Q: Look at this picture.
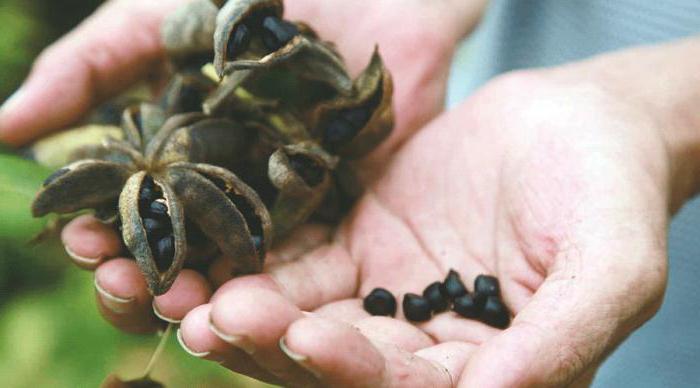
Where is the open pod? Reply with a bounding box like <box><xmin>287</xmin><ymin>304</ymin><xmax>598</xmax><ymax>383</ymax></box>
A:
<box><xmin>310</xmin><ymin>48</ymin><xmax>394</xmax><ymax>159</ymax></box>
<box><xmin>161</xmin><ymin>0</ymin><xmax>218</xmax><ymax>69</ymax></box>
<box><xmin>268</xmin><ymin>142</ymin><xmax>337</xmax><ymax>237</ymax></box>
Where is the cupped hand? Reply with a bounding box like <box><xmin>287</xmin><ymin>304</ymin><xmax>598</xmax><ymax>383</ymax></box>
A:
<box><xmin>176</xmin><ymin>55</ymin><xmax>700</xmax><ymax>385</ymax></box>
<box><xmin>13</xmin><ymin>0</ymin><xmax>482</xmax><ymax>336</ymax></box>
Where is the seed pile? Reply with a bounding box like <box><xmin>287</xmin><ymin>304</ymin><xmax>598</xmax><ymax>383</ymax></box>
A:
<box><xmin>30</xmin><ymin>0</ymin><xmax>394</xmax><ymax>296</ymax></box>
<box><xmin>363</xmin><ymin>269</ymin><xmax>511</xmax><ymax>329</ymax></box>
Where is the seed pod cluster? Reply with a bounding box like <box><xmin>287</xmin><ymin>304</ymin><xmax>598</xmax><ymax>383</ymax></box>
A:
<box><xmin>31</xmin><ymin>0</ymin><xmax>394</xmax><ymax>296</ymax></box>
<box><xmin>362</xmin><ymin>270</ymin><xmax>511</xmax><ymax>328</ymax></box>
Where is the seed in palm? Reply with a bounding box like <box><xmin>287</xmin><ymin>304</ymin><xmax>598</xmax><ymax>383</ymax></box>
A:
<box><xmin>422</xmin><ymin>281</ymin><xmax>449</xmax><ymax>313</ymax></box>
<box><xmin>480</xmin><ymin>296</ymin><xmax>511</xmax><ymax>329</ymax></box>
<box><xmin>452</xmin><ymin>294</ymin><xmax>482</xmax><ymax>319</ymax></box>
<box><xmin>403</xmin><ymin>293</ymin><xmax>432</xmax><ymax>322</ymax></box>
<box><xmin>474</xmin><ymin>274</ymin><xmax>500</xmax><ymax>298</ymax></box>
<box><xmin>363</xmin><ymin>288</ymin><xmax>397</xmax><ymax>317</ymax></box>
<box><xmin>442</xmin><ymin>269</ymin><xmax>468</xmax><ymax>300</ymax></box>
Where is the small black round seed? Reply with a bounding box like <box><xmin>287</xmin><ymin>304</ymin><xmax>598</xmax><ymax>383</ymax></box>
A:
<box><xmin>480</xmin><ymin>296</ymin><xmax>510</xmax><ymax>329</ymax></box>
<box><xmin>452</xmin><ymin>294</ymin><xmax>481</xmax><ymax>319</ymax></box>
<box><xmin>288</xmin><ymin>154</ymin><xmax>324</xmax><ymax>187</ymax></box>
<box><xmin>363</xmin><ymin>288</ymin><xmax>397</xmax><ymax>317</ymax></box>
<box><xmin>403</xmin><ymin>293</ymin><xmax>432</xmax><ymax>322</ymax></box>
<box><xmin>342</xmin><ymin>106</ymin><xmax>372</xmax><ymax>128</ymax></box>
<box><xmin>260</xmin><ymin>16</ymin><xmax>299</xmax><ymax>52</ymax></box>
<box><xmin>139</xmin><ymin>177</ymin><xmax>158</xmax><ymax>204</ymax></box>
<box><xmin>147</xmin><ymin>201</ymin><xmax>169</xmax><ymax>218</ymax></box>
<box><xmin>153</xmin><ymin>235</ymin><xmax>175</xmax><ymax>271</ymax></box>
<box><xmin>443</xmin><ymin>269</ymin><xmax>468</xmax><ymax>300</ymax></box>
<box><xmin>226</xmin><ymin>23</ymin><xmax>252</xmax><ymax>60</ymax></box>
<box><xmin>43</xmin><ymin>168</ymin><xmax>70</xmax><ymax>187</ymax></box>
<box><xmin>474</xmin><ymin>274</ymin><xmax>500</xmax><ymax>298</ymax></box>
<box><xmin>422</xmin><ymin>281</ymin><xmax>449</xmax><ymax>313</ymax></box>
<box><xmin>143</xmin><ymin>217</ymin><xmax>167</xmax><ymax>236</ymax></box>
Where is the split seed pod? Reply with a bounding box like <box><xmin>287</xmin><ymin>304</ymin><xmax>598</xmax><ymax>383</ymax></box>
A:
<box><xmin>310</xmin><ymin>48</ymin><xmax>394</xmax><ymax>159</ymax></box>
<box><xmin>213</xmin><ymin>0</ymin><xmax>352</xmax><ymax>94</ymax></box>
<box><xmin>161</xmin><ymin>0</ymin><xmax>218</xmax><ymax>69</ymax></box>
<box><xmin>33</xmin><ymin>106</ymin><xmax>271</xmax><ymax>295</ymax></box>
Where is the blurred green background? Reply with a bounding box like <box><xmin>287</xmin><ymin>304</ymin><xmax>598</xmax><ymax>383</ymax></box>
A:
<box><xmin>0</xmin><ymin>1</ymin><xmax>271</xmax><ymax>386</ymax></box>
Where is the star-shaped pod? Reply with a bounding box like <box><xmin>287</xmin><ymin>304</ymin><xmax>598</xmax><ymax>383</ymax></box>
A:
<box><xmin>213</xmin><ymin>0</ymin><xmax>352</xmax><ymax>94</ymax></box>
<box><xmin>32</xmin><ymin>104</ymin><xmax>272</xmax><ymax>295</ymax></box>
<box><xmin>309</xmin><ymin>48</ymin><xmax>394</xmax><ymax>159</ymax></box>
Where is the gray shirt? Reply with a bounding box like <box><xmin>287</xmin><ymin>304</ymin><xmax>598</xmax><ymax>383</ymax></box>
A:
<box><xmin>446</xmin><ymin>1</ymin><xmax>700</xmax><ymax>387</ymax></box>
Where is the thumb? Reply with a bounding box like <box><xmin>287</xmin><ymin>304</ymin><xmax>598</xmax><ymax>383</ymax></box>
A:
<box><xmin>460</xmin><ymin>221</ymin><xmax>667</xmax><ymax>387</ymax></box>
<box><xmin>0</xmin><ymin>0</ymin><xmax>187</xmax><ymax>146</ymax></box>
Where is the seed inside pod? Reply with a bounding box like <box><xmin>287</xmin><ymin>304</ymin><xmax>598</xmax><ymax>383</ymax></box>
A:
<box><xmin>452</xmin><ymin>294</ymin><xmax>482</xmax><ymax>319</ymax></box>
<box><xmin>43</xmin><ymin>168</ymin><xmax>70</xmax><ymax>187</ymax></box>
<box><xmin>152</xmin><ymin>235</ymin><xmax>175</xmax><ymax>271</ymax></box>
<box><xmin>226</xmin><ymin>23</ymin><xmax>252</xmax><ymax>61</ymax></box>
<box><xmin>139</xmin><ymin>176</ymin><xmax>158</xmax><ymax>206</ymax></box>
<box><xmin>288</xmin><ymin>154</ymin><xmax>324</xmax><ymax>187</ymax></box>
<box><xmin>480</xmin><ymin>296</ymin><xmax>510</xmax><ymax>329</ymax></box>
<box><xmin>148</xmin><ymin>201</ymin><xmax>169</xmax><ymax>219</ymax></box>
<box><xmin>363</xmin><ymin>288</ymin><xmax>397</xmax><ymax>317</ymax></box>
<box><xmin>139</xmin><ymin>177</ymin><xmax>175</xmax><ymax>271</ymax></box>
<box><xmin>423</xmin><ymin>281</ymin><xmax>449</xmax><ymax>313</ymax></box>
<box><xmin>323</xmin><ymin>86</ymin><xmax>383</xmax><ymax>151</ymax></box>
<box><xmin>403</xmin><ymin>293</ymin><xmax>432</xmax><ymax>322</ymax></box>
<box><xmin>260</xmin><ymin>15</ymin><xmax>299</xmax><ymax>52</ymax></box>
<box><xmin>474</xmin><ymin>274</ymin><xmax>500</xmax><ymax>298</ymax></box>
<box><xmin>443</xmin><ymin>269</ymin><xmax>468</xmax><ymax>300</ymax></box>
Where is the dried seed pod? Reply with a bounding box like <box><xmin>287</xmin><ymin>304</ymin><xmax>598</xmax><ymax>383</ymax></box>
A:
<box><xmin>122</xmin><ymin>103</ymin><xmax>167</xmax><ymax>148</ymax></box>
<box><xmin>213</xmin><ymin>0</ymin><xmax>352</xmax><ymax>93</ymax></box>
<box><xmin>160</xmin><ymin>71</ymin><xmax>218</xmax><ymax>116</ymax></box>
<box><xmin>161</xmin><ymin>0</ymin><xmax>218</xmax><ymax>69</ymax></box>
<box><xmin>310</xmin><ymin>48</ymin><xmax>394</xmax><ymax>158</ymax></box>
<box><xmin>267</xmin><ymin>142</ymin><xmax>338</xmax><ymax>237</ymax></box>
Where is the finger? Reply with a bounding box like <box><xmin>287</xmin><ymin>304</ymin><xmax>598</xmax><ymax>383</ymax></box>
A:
<box><xmin>313</xmin><ymin>299</ymin><xmax>370</xmax><ymax>323</ymax></box>
<box><xmin>353</xmin><ymin>316</ymin><xmax>435</xmax><ymax>352</ymax></box>
<box><xmin>178</xmin><ymin>304</ymin><xmax>283</xmax><ymax>385</ymax></box>
<box><xmin>209</xmin><ymin>287</ymin><xmax>319</xmax><ymax>386</ymax></box>
<box><xmin>282</xmin><ymin>316</ymin><xmax>452</xmax><ymax>387</ymax></box>
<box><xmin>0</xmin><ymin>0</ymin><xmax>187</xmax><ymax>145</ymax></box>
<box><xmin>61</xmin><ymin>215</ymin><xmax>122</xmax><ymax>270</ymax></box>
<box><xmin>460</xmin><ymin>238</ymin><xmax>667</xmax><ymax>387</ymax></box>
<box><xmin>419</xmin><ymin>312</ymin><xmax>501</xmax><ymax>345</ymax></box>
<box><xmin>94</xmin><ymin>258</ymin><xmax>159</xmax><ymax>334</ymax></box>
<box><xmin>212</xmin><ymin>241</ymin><xmax>359</xmax><ymax>312</ymax></box>
<box><xmin>415</xmin><ymin>341</ymin><xmax>478</xmax><ymax>383</ymax></box>
<box><xmin>152</xmin><ymin>270</ymin><xmax>212</xmax><ymax>323</ymax></box>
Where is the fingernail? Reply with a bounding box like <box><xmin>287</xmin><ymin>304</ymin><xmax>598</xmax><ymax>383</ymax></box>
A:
<box><xmin>208</xmin><ymin>319</ymin><xmax>256</xmax><ymax>355</ymax></box>
<box><xmin>94</xmin><ymin>278</ymin><xmax>135</xmax><ymax>314</ymax></box>
<box><xmin>280</xmin><ymin>337</ymin><xmax>321</xmax><ymax>378</ymax></box>
<box><xmin>65</xmin><ymin>245</ymin><xmax>102</xmax><ymax>267</ymax></box>
<box><xmin>152</xmin><ymin>300</ymin><xmax>182</xmax><ymax>324</ymax></box>
<box><xmin>176</xmin><ymin>328</ymin><xmax>211</xmax><ymax>358</ymax></box>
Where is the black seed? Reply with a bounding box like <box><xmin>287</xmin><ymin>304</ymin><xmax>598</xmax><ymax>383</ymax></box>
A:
<box><xmin>226</xmin><ymin>23</ymin><xmax>251</xmax><ymax>60</ymax></box>
<box><xmin>43</xmin><ymin>168</ymin><xmax>70</xmax><ymax>187</ymax></box>
<box><xmin>324</xmin><ymin>116</ymin><xmax>357</xmax><ymax>147</ymax></box>
<box><xmin>443</xmin><ymin>269</ymin><xmax>468</xmax><ymax>300</ymax></box>
<box><xmin>403</xmin><ymin>293</ymin><xmax>432</xmax><ymax>322</ymax></box>
<box><xmin>139</xmin><ymin>176</ymin><xmax>157</xmax><ymax>204</ymax></box>
<box><xmin>422</xmin><ymin>281</ymin><xmax>449</xmax><ymax>313</ymax></box>
<box><xmin>133</xmin><ymin>111</ymin><xmax>143</xmax><ymax>132</ymax></box>
<box><xmin>288</xmin><ymin>154</ymin><xmax>324</xmax><ymax>187</ymax></box>
<box><xmin>260</xmin><ymin>16</ymin><xmax>299</xmax><ymax>52</ymax></box>
<box><xmin>363</xmin><ymin>288</ymin><xmax>397</xmax><ymax>317</ymax></box>
<box><xmin>480</xmin><ymin>296</ymin><xmax>510</xmax><ymax>329</ymax></box>
<box><xmin>143</xmin><ymin>217</ymin><xmax>167</xmax><ymax>236</ymax></box>
<box><xmin>153</xmin><ymin>235</ymin><xmax>175</xmax><ymax>271</ymax></box>
<box><xmin>147</xmin><ymin>201</ymin><xmax>169</xmax><ymax>218</ymax></box>
<box><xmin>452</xmin><ymin>294</ymin><xmax>482</xmax><ymax>318</ymax></box>
<box><xmin>474</xmin><ymin>274</ymin><xmax>500</xmax><ymax>298</ymax></box>
<box><xmin>251</xmin><ymin>235</ymin><xmax>263</xmax><ymax>252</ymax></box>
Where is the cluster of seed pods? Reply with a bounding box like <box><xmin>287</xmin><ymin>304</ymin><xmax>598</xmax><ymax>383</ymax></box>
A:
<box><xmin>31</xmin><ymin>0</ymin><xmax>394</xmax><ymax>296</ymax></box>
<box><xmin>363</xmin><ymin>270</ymin><xmax>511</xmax><ymax>329</ymax></box>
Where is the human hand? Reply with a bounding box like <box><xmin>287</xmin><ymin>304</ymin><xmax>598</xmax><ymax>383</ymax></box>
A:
<box><xmin>15</xmin><ymin>0</ymin><xmax>485</xmax><ymax>332</ymax></box>
<box><xmin>173</xmin><ymin>40</ymin><xmax>700</xmax><ymax>386</ymax></box>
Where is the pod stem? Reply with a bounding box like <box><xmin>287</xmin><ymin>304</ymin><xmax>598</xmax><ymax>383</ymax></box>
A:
<box><xmin>142</xmin><ymin>323</ymin><xmax>174</xmax><ymax>379</ymax></box>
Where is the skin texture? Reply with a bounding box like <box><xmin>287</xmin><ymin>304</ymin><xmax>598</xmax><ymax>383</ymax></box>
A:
<box><xmin>4</xmin><ymin>0</ymin><xmax>700</xmax><ymax>387</ymax></box>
